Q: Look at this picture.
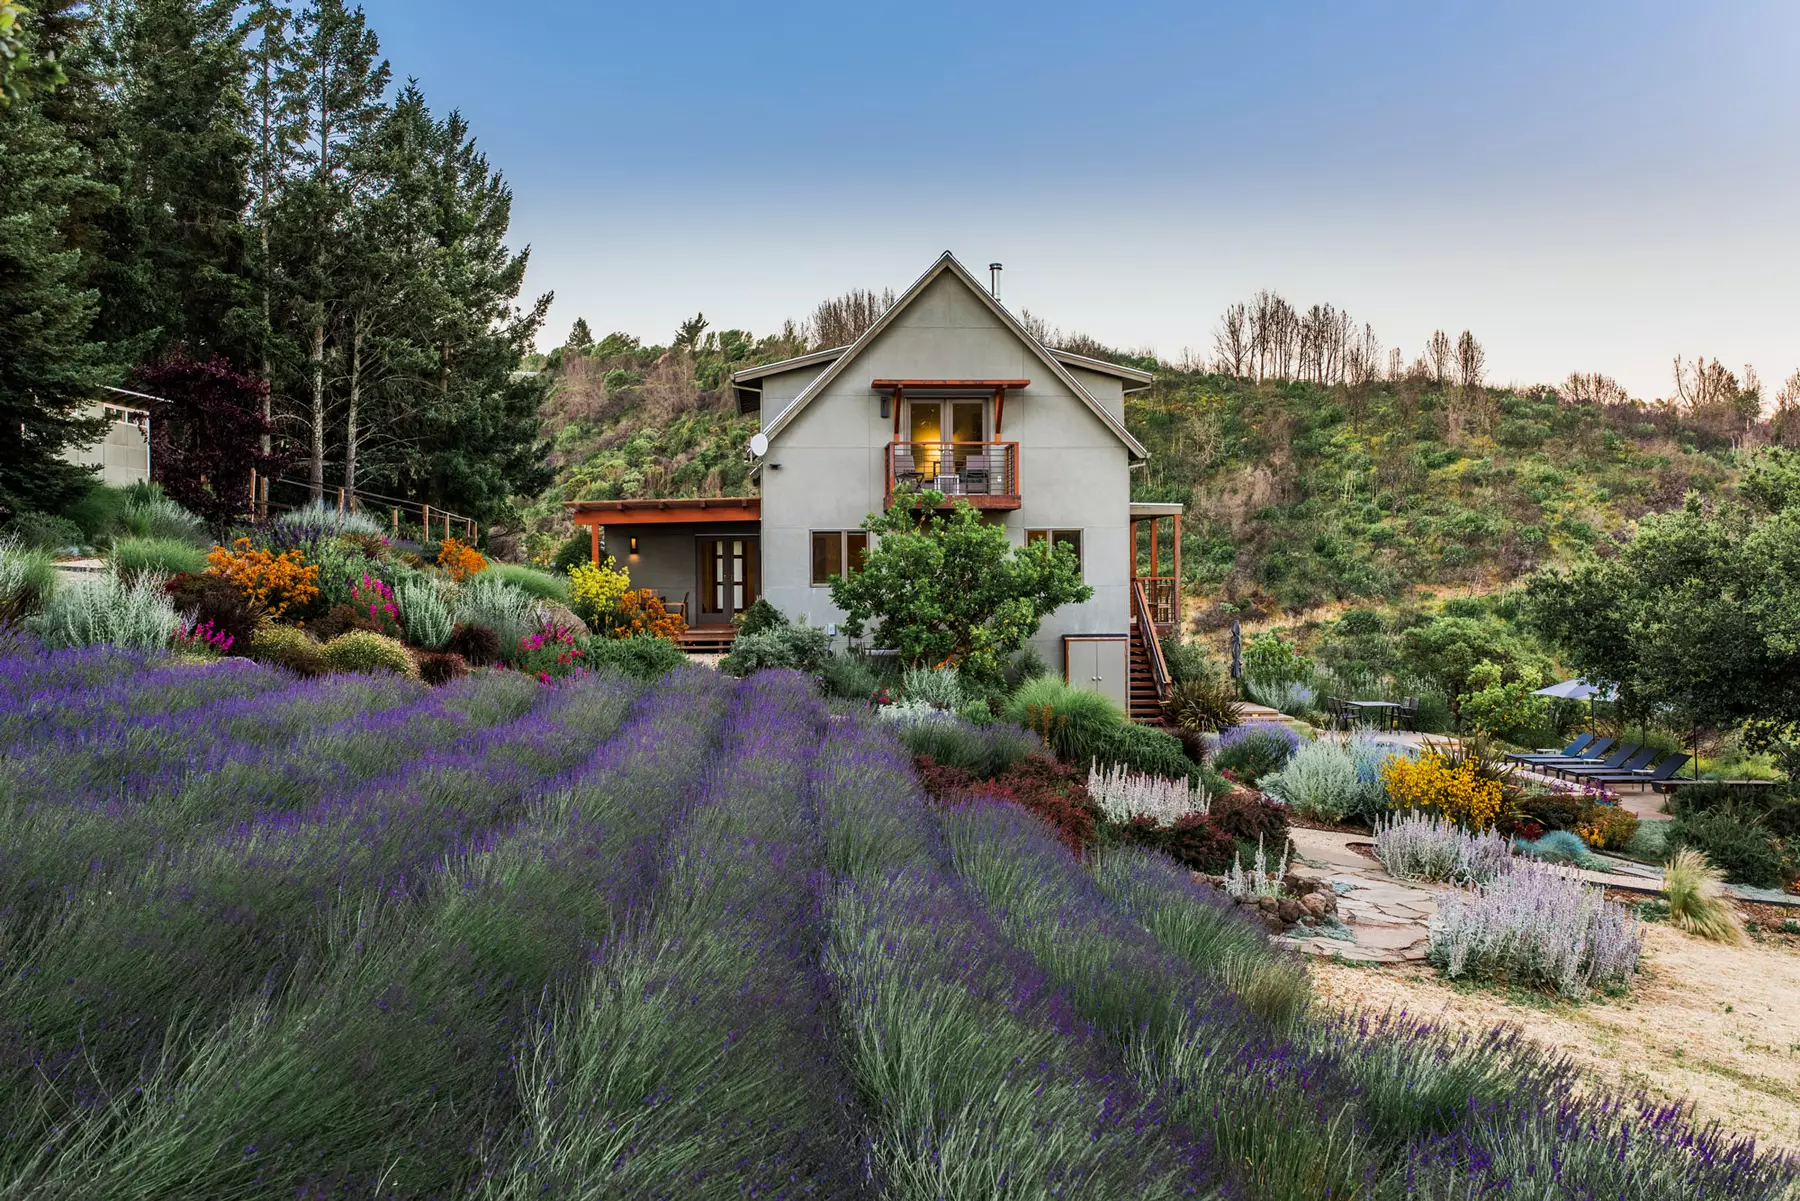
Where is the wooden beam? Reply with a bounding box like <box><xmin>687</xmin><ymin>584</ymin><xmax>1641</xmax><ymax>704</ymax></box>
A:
<box><xmin>1173</xmin><ymin>513</ymin><xmax>1182</xmax><ymax>630</ymax></box>
<box><xmin>993</xmin><ymin>386</ymin><xmax>1004</xmax><ymax>438</ymax></box>
<box><xmin>870</xmin><ymin>379</ymin><xmax>1030</xmax><ymax>390</ymax></box>
<box><xmin>892</xmin><ymin>385</ymin><xmax>903</xmax><ymax>439</ymax></box>
<box><xmin>589</xmin><ymin>522</ymin><xmax>599</xmax><ymax>565</ymax></box>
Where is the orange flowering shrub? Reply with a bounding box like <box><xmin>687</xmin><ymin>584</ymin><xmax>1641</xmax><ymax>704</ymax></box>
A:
<box><xmin>607</xmin><ymin>588</ymin><xmax>687</xmax><ymax>641</ymax></box>
<box><xmin>436</xmin><ymin>538</ymin><xmax>487</xmax><ymax>582</ymax></box>
<box><xmin>205</xmin><ymin>539</ymin><xmax>321</xmax><ymax>620</ymax></box>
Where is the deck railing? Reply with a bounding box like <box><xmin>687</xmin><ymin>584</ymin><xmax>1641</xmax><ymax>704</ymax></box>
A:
<box><xmin>1132</xmin><ymin>578</ymin><xmax>1171</xmax><ymax>702</ymax></box>
<box><xmin>885</xmin><ymin>441</ymin><xmax>1019</xmax><ymax>506</ymax></box>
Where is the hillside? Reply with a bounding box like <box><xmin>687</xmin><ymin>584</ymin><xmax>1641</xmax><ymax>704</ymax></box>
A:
<box><xmin>525</xmin><ymin>325</ymin><xmax>1748</xmax><ymax>614</ymax></box>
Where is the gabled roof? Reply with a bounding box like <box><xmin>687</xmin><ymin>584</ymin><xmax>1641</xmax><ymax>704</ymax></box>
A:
<box><xmin>755</xmin><ymin>252</ymin><xmax>1149</xmax><ymax>460</ymax></box>
<box><xmin>730</xmin><ymin>343</ymin><xmax>1153</xmax><ymax>388</ymax></box>
<box><xmin>1052</xmin><ymin>348</ymin><xmax>1155</xmax><ymax>388</ymax></box>
<box><xmin>728</xmin><ymin>345</ymin><xmax>847</xmax><ymax>384</ymax></box>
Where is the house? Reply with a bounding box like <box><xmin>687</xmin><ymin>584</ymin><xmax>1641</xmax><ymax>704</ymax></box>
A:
<box><xmin>565</xmin><ymin>252</ymin><xmax>1183</xmax><ymax>720</ymax></box>
<box><xmin>62</xmin><ymin>399</ymin><xmax>151</xmax><ymax>488</ymax></box>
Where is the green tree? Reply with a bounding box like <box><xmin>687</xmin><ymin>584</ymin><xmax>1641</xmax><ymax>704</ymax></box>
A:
<box><xmin>565</xmin><ymin>316</ymin><xmax>592</xmax><ymax>351</ymax></box>
<box><xmin>1524</xmin><ymin>481</ymin><xmax>1800</xmax><ymax>736</ymax></box>
<box><xmin>0</xmin><ymin>51</ymin><xmax>113</xmax><ymax>517</ymax></box>
<box><xmin>1</xmin><ymin>2</ymin><xmax>66</xmax><ymax>106</ymax></box>
<box><xmin>87</xmin><ymin>0</ymin><xmax>253</xmax><ymax>360</ymax></box>
<box><xmin>829</xmin><ymin>489</ymin><xmax>1092</xmax><ymax>683</ymax></box>
<box><xmin>1399</xmin><ymin>614</ymin><xmax>1548</xmax><ymax>728</ymax></box>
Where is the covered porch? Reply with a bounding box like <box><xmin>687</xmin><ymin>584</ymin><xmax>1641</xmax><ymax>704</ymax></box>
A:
<box><xmin>1127</xmin><ymin>501</ymin><xmax>1185</xmax><ymax>724</ymax></box>
<box><xmin>566</xmin><ymin>498</ymin><xmax>762</xmax><ymax>651</ymax></box>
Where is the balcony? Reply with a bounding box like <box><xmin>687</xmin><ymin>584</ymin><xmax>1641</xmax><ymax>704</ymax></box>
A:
<box><xmin>884</xmin><ymin>441</ymin><xmax>1020</xmax><ymax>510</ymax></box>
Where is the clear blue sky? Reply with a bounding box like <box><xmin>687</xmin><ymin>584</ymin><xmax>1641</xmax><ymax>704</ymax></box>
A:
<box><xmin>364</xmin><ymin>0</ymin><xmax>1798</xmax><ymax>399</ymax></box>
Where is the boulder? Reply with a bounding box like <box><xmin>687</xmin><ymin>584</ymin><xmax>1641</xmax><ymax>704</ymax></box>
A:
<box><xmin>1276</xmin><ymin>898</ymin><xmax>1305</xmax><ymax>924</ymax></box>
<box><xmin>1300</xmin><ymin>892</ymin><xmax>1331</xmax><ymax>919</ymax></box>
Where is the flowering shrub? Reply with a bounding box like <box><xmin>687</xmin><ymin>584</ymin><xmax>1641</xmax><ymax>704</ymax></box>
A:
<box><xmin>1211</xmin><ymin>721</ymin><xmax>1301</xmax><ymax>785</ymax></box>
<box><xmin>1374</xmin><ymin>812</ymin><xmax>1512</xmax><ymax>884</ymax></box>
<box><xmin>1381</xmin><ymin>750</ymin><xmax>1504</xmax><ymax>829</ymax></box>
<box><xmin>321</xmin><ymin>630</ymin><xmax>420</xmax><ymax>679</ymax></box>
<box><xmin>205</xmin><ymin>538</ymin><xmax>320</xmax><ymax>619</ymax></box>
<box><xmin>436</xmin><ymin>537</ymin><xmax>488</xmax><ymax>582</ymax></box>
<box><xmin>1575</xmin><ymin>803</ymin><xmax>1639</xmax><ymax>852</ymax></box>
<box><xmin>1123</xmin><ymin>812</ymin><xmax>1239</xmax><ymax>873</ymax></box>
<box><xmin>567</xmin><ymin>556</ymin><xmax>629</xmax><ymax>627</ymax></box>
<box><xmin>349</xmin><ymin>574</ymin><xmax>403</xmax><ymax>638</ymax></box>
<box><xmin>606</xmin><ymin>588</ymin><xmax>686</xmax><ymax>641</ymax></box>
<box><xmin>1222</xmin><ymin>835</ymin><xmax>1292</xmax><ymax>901</ymax></box>
<box><xmin>1429</xmin><ymin>859</ymin><xmax>1643</xmax><ymax>997</ymax></box>
<box><xmin>1088</xmin><ymin>759</ymin><xmax>1209</xmax><ymax>825</ymax></box>
<box><xmin>174</xmin><ymin>619</ymin><xmax>235</xmax><ymax>657</ymax></box>
<box><xmin>516</xmin><ymin>622</ymin><xmax>587</xmax><ymax>683</ymax></box>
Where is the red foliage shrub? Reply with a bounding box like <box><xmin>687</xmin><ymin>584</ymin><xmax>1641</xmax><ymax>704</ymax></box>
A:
<box><xmin>1121</xmin><ymin>813</ymin><xmax>1239</xmax><ymax>873</ymax></box>
<box><xmin>416</xmin><ymin>651</ymin><xmax>471</xmax><ymax>686</ymax></box>
<box><xmin>1209</xmin><ymin>788</ymin><xmax>1290</xmax><ymax>845</ymax></box>
<box><xmin>445</xmin><ymin>623</ymin><xmax>501</xmax><ymax>667</ymax></box>
<box><xmin>164</xmin><ymin>572</ymin><xmax>259</xmax><ymax>650</ymax></box>
<box><xmin>913</xmin><ymin>752</ymin><xmax>1100</xmax><ymax>853</ymax></box>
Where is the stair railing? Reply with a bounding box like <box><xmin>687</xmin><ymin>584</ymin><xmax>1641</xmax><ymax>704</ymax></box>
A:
<box><xmin>1132</xmin><ymin>578</ymin><xmax>1171</xmax><ymax>704</ymax></box>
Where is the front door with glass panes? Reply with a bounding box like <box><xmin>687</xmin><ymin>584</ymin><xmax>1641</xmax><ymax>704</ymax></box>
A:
<box><xmin>696</xmin><ymin>536</ymin><xmax>759</xmax><ymax>624</ymax></box>
<box><xmin>906</xmin><ymin>398</ymin><xmax>986</xmax><ymax>491</ymax></box>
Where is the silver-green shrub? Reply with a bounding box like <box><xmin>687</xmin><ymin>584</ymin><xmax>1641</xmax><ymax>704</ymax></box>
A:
<box><xmin>395</xmin><ymin>578</ymin><xmax>453</xmax><ymax>649</ymax></box>
<box><xmin>901</xmin><ymin>665</ymin><xmax>964</xmax><ymax>709</ymax></box>
<box><xmin>31</xmin><ymin>570</ymin><xmax>178</xmax><ymax>651</ymax></box>
<box><xmin>1373</xmin><ymin>812</ymin><xmax>1512</xmax><ymax>884</ymax></box>
<box><xmin>276</xmin><ymin>499</ymin><xmax>385</xmax><ymax>538</ymax></box>
<box><xmin>121</xmin><ymin>487</ymin><xmax>206</xmax><ymax>543</ymax></box>
<box><xmin>1428</xmin><ymin>860</ymin><xmax>1642</xmax><ymax>997</ymax></box>
<box><xmin>452</xmin><ymin>572</ymin><xmax>544</xmax><ymax>660</ymax></box>
<box><xmin>1262</xmin><ymin>733</ymin><xmax>1388</xmax><ymax>822</ymax></box>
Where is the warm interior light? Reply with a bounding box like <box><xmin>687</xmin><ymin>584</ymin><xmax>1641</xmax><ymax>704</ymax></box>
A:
<box><xmin>629</xmin><ymin>536</ymin><xmax>638</xmax><ymax>555</ymax></box>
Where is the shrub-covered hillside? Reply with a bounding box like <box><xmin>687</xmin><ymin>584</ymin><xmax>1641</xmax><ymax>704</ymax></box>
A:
<box><xmin>1129</xmin><ymin>370</ymin><xmax>1740</xmax><ymax>615</ymax></box>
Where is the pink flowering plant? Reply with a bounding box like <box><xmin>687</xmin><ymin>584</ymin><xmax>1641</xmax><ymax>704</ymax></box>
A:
<box><xmin>174</xmin><ymin>619</ymin><xmax>235</xmax><ymax>657</ymax></box>
<box><xmin>350</xmin><ymin>574</ymin><xmax>403</xmax><ymax>638</ymax></box>
<box><xmin>516</xmin><ymin>621</ymin><xmax>587</xmax><ymax>683</ymax></box>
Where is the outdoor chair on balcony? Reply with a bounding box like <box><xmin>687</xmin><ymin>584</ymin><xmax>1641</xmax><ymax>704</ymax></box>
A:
<box><xmin>891</xmin><ymin>450</ymin><xmax>922</xmax><ymax>489</ymax></box>
<box><xmin>961</xmin><ymin>453</ymin><xmax>992</xmax><ymax>495</ymax></box>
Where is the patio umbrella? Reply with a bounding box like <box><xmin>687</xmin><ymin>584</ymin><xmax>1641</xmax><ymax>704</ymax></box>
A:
<box><xmin>1531</xmin><ymin>677</ymin><xmax>1617</xmax><ymax>701</ymax></box>
<box><xmin>1532</xmin><ymin>677</ymin><xmax>1617</xmax><ymax>735</ymax></box>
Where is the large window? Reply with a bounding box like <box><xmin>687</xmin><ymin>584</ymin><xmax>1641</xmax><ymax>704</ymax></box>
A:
<box><xmin>1026</xmin><ymin>529</ymin><xmax>1083</xmax><ymax>576</ymax></box>
<box><xmin>811</xmin><ymin>530</ymin><xmax>869</xmax><ymax>586</ymax></box>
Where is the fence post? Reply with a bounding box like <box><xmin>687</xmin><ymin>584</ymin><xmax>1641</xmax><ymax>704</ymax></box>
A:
<box><xmin>249</xmin><ymin>468</ymin><xmax>258</xmax><ymax>512</ymax></box>
<box><xmin>444</xmin><ymin>512</ymin><xmax>450</xmax><ymax>542</ymax></box>
<box><xmin>422</xmin><ymin>504</ymin><xmax>430</xmax><ymax>540</ymax></box>
<box><xmin>336</xmin><ymin>486</ymin><xmax>345</xmax><ymax>513</ymax></box>
<box><xmin>471</xmin><ymin>520</ymin><xmax>478</xmax><ymax>545</ymax></box>
<box><xmin>392</xmin><ymin>508</ymin><xmax>399</xmax><ymax>539</ymax></box>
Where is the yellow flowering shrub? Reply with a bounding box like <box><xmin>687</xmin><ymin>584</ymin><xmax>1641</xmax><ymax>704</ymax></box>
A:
<box><xmin>206</xmin><ymin>539</ymin><xmax>320</xmax><ymax>619</ymax></box>
<box><xmin>568</xmin><ymin>556</ymin><xmax>630</xmax><ymax>627</ymax></box>
<box><xmin>1576</xmin><ymin>804</ymin><xmax>1639</xmax><ymax>851</ymax></box>
<box><xmin>436</xmin><ymin>537</ymin><xmax>487</xmax><ymax>582</ymax></box>
<box><xmin>1380</xmin><ymin>751</ymin><xmax>1504</xmax><ymax>830</ymax></box>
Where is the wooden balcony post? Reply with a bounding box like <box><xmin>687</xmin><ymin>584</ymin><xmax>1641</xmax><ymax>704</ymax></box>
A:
<box><xmin>1173</xmin><ymin>513</ymin><xmax>1182</xmax><ymax>630</ymax></box>
<box><xmin>589</xmin><ymin>521</ymin><xmax>600</xmax><ymax>565</ymax></box>
<box><xmin>1149</xmin><ymin>516</ymin><xmax>1159</xmax><ymax>582</ymax></box>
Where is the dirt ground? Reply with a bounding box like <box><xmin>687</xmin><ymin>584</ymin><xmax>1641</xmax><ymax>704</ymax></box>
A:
<box><xmin>1311</xmin><ymin>921</ymin><xmax>1800</xmax><ymax>1149</ymax></box>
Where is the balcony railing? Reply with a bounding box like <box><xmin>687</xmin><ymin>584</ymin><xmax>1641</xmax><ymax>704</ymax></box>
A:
<box><xmin>885</xmin><ymin>441</ymin><xmax>1020</xmax><ymax>509</ymax></box>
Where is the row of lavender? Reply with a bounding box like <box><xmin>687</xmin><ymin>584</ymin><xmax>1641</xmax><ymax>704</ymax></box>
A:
<box><xmin>0</xmin><ymin>646</ymin><xmax>1792</xmax><ymax>1198</ymax></box>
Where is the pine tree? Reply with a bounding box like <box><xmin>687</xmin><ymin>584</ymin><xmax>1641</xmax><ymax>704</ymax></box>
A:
<box><xmin>0</xmin><ymin>80</ymin><xmax>115</xmax><ymax>516</ymax></box>
<box><xmin>89</xmin><ymin>0</ymin><xmax>253</xmax><ymax>360</ymax></box>
<box><xmin>279</xmin><ymin>0</ymin><xmax>388</xmax><ymax>499</ymax></box>
<box><xmin>566</xmin><ymin>317</ymin><xmax>592</xmax><ymax>351</ymax></box>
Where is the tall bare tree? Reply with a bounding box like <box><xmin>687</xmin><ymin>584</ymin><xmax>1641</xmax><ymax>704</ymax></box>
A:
<box><xmin>1772</xmin><ymin>368</ymin><xmax>1800</xmax><ymax>448</ymax></box>
<box><xmin>810</xmin><ymin>287</ymin><xmax>894</xmax><ymax>350</ymax></box>
<box><xmin>1425</xmin><ymin>330</ymin><xmax>1453</xmax><ymax>386</ymax></box>
<box><xmin>1212</xmin><ymin>301</ymin><xmax>1249</xmax><ymax>377</ymax></box>
<box><xmin>1453</xmin><ymin>330</ymin><xmax>1485</xmax><ymax>391</ymax></box>
<box><xmin>1562</xmin><ymin>372</ymin><xmax>1630</xmax><ymax>407</ymax></box>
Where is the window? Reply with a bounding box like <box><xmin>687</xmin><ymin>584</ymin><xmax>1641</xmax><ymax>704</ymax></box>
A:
<box><xmin>1026</xmin><ymin>529</ymin><xmax>1083</xmax><ymax>575</ymax></box>
<box><xmin>810</xmin><ymin>530</ymin><xmax>869</xmax><ymax>585</ymax></box>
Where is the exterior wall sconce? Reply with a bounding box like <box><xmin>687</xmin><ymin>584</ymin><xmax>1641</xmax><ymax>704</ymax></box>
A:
<box><xmin>879</xmin><ymin>395</ymin><xmax>891</xmax><ymax>419</ymax></box>
<box><xmin>628</xmin><ymin>536</ymin><xmax>639</xmax><ymax>555</ymax></box>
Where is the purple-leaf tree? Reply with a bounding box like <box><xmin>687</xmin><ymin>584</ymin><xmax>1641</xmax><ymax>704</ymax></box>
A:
<box><xmin>131</xmin><ymin>355</ymin><xmax>284</xmax><ymax>527</ymax></box>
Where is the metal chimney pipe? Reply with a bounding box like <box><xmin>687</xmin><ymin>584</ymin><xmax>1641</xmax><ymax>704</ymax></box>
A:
<box><xmin>988</xmin><ymin>262</ymin><xmax>1002</xmax><ymax>299</ymax></box>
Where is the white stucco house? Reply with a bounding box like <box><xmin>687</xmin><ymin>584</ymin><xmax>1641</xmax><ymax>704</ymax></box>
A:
<box><xmin>567</xmin><ymin>251</ymin><xmax>1183</xmax><ymax>719</ymax></box>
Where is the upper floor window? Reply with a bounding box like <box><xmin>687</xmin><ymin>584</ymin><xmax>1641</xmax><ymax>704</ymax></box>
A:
<box><xmin>1026</xmin><ymin>529</ymin><xmax>1083</xmax><ymax>576</ymax></box>
<box><xmin>811</xmin><ymin>530</ymin><xmax>869</xmax><ymax>585</ymax></box>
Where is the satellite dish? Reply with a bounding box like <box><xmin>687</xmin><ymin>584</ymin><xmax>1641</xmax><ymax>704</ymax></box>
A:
<box><xmin>749</xmin><ymin>432</ymin><xmax>769</xmax><ymax>458</ymax></box>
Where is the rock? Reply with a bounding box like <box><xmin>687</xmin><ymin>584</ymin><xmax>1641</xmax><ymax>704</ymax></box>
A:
<box><xmin>541</xmin><ymin>601</ymin><xmax>590</xmax><ymax>638</ymax></box>
<box><xmin>1282</xmin><ymin>874</ymin><xmax>1312</xmax><ymax>895</ymax></box>
<box><xmin>1276</xmin><ymin>899</ymin><xmax>1305</xmax><ymax>924</ymax></box>
<box><xmin>1300</xmin><ymin>892</ymin><xmax>1330</xmax><ymax>919</ymax></box>
<box><xmin>1257</xmin><ymin>896</ymin><xmax>1278</xmax><ymax>913</ymax></box>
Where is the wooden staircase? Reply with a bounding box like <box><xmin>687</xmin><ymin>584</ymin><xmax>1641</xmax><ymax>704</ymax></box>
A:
<box><xmin>676</xmin><ymin>626</ymin><xmax>737</xmax><ymax>655</ymax></box>
<box><xmin>1128</xmin><ymin>624</ymin><xmax>1165</xmax><ymax>724</ymax></box>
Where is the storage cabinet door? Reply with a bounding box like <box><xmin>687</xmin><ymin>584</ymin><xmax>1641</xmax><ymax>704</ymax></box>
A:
<box><xmin>1064</xmin><ymin>639</ymin><xmax>1127</xmax><ymax>710</ymax></box>
<box><xmin>1064</xmin><ymin>639</ymin><xmax>1096</xmax><ymax>693</ymax></box>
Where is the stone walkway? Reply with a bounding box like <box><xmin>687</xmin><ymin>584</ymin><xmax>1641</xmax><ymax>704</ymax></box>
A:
<box><xmin>1277</xmin><ymin>824</ymin><xmax>1800</xmax><ymax>965</ymax></box>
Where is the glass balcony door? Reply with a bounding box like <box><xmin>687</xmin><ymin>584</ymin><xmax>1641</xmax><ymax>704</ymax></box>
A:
<box><xmin>906</xmin><ymin>399</ymin><xmax>986</xmax><ymax>482</ymax></box>
<box><xmin>696</xmin><ymin>536</ymin><xmax>759</xmax><ymax>624</ymax></box>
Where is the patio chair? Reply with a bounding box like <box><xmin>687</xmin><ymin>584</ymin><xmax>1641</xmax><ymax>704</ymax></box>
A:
<box><xmin>1506</xmin><ymin>733</ymin><xmax>1594</xmax><ymax>764</ymax></box>
<box><xmin>891</xmin><ymin>449</ymin><xmax>922</xmax><ymax>489</ymax></box>
<box><xmin>1396</xmin><ymin>696</ymin><xmax>1420</xmax><ymax>732</ymax></box>
<box><xmin>1515</xmin><ymin>736</ymin><xmax>1615</xmax><ymax>770</ymax></box>
<box><xmin>961</xmin><ymin>453</ymin><xmax>992</xmax><ymax>495</ymax></box>
<box><xmin>1550</xmin><ymin>743</ymin><xmax>1647</xmax><ymax>782</ymax></box>
<box><xmin>1575</xmin><ymin>753</ymin><xmax>1691</xmax><ymax>792</ymax></box>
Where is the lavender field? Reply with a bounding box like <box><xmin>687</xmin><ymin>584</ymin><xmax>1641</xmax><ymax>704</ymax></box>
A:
<box><xmin>0</xmin><ymin>645</ymin><xmax>1793</xmax><ymax>1200</ymax></box>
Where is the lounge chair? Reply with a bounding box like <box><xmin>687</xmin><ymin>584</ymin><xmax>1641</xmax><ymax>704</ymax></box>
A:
<box><xmin>1517</xmin><ymin>737</ymin><xmax>1616</xmax><ymax>770</ymax></box>
<box><xmin>891</xmin><ymin>449</ymin><xmax>922</xmax><ymax>489</ymax></box>
<box><xmin>1552</xmin><ymin>744</ymin><xmax>1649</xmax><ymax>782</ymax></box>
<box><xmin>1506</xmin><ymin>734</ymin><xmax>1594</xmax><ymax>764</ymax></box>
<box><xmin>1575</xmin><ymin>753</ymin><xmax>1691</xmax><ymax>792</ymax></box>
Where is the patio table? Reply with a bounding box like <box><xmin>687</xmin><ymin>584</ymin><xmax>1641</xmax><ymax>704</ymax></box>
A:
<box><xmin>1344</xmin><ymin>700</ymin><xmax>1402</xmax><ymax>731</ymax></box>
